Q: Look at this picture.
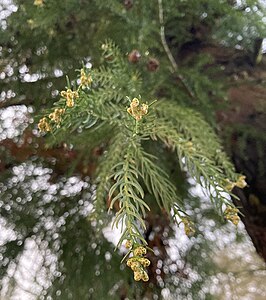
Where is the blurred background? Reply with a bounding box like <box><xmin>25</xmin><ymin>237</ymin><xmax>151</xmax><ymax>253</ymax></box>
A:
<box><xmin>0</xmin><ymin>1</ymin><xmax>266</xmax><ymax>299</ymax></box>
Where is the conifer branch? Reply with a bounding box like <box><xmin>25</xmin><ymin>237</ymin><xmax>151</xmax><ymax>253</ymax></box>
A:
<box><xmin>95</xmin><ymin>131</ymin><xmax>127</xmax><ymax>214</ymax></box>
<box><xmin>108</xmin><ymin>140</ymin><xmax>149</xmax><ymax>248</ymax></box>
<box><xmin>135</xmin><ymin>146</ymin><xmax>184</xmax><ymax>214</ymax></box>
<box><xmin>151</xmin><ymin>117</ymin><xmax>235</xmax><ymax>212</ymax></box>
<box><xmin>158</xmin><ymin>0</ymin><xmax>196</xmax><ymax>100</ymax></box>
<box><xmin>158</xmin><ymin>0</ymin><xmax>178</xmax><ymax>73</ymax></box>
<box><xmin>155</xmin><ymin>101</ymin><xmax>238</xmax><ymax>180</ymax></box>
<box><xmin>37</xmin><ymin>41</ymin><xmax>246</xmax><ymax>282</ymax></box>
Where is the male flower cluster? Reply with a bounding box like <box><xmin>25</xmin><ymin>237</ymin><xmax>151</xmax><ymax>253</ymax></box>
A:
<box><xmin>235</xmin><ymin>175</ymin><xmax>247</xmax><ymax>189</ymax></box>
<box><xmin>224</xmin><ymin>206</ymin><xmax>240</xmax><ymax>226</ymax></box>
<box><xmin>38</xmin><ymin>107</ymin><xmax>65</xmax><ymax>133</ymax></box>
<box><xmin>181</xmin><ymin>217</ymin><xmax>195</xmax><ymax>236</ymax></box>
<box><xmin>80</xmin><ymin>69</ymin><xmax>92</xmax><ymax>88</ymax></box>
<box><xmin>38</xmin><ymin>117</ymin><xmax>51</xmax><ymax>133</ymax></box>
<box><xmin>49</xmin><ymin>108</ymin><xmax>65</xmax><ymax>124</ymax></box>
<box><xmin>60</xmin><ymin>89</ymin><xmax>79</xmax><ymax>107</ymax></box>
<box><xmin>225</xmin><ymin>175</ymin><xmax>247</xmax><ymax>191</ymax></box>
<box><xmin>126</xmin><ymin>243</ymin><xmax>150</xmax><ymax>282</ymax></box>
<box><xmin>38</xmin><ymin>68</ymin><xmax>93</xmax><ymax>133</ymax></box>
<box><xmin>127</xmin><ymin>98</ymin><xmax>148</xmax><ymax>121</ymax></box>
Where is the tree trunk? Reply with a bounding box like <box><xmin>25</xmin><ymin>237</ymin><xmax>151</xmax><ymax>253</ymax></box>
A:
<box><xmin>217</xmin><ymin>54</ymin><xmax>266</xmax><ymax>262</ymax></box>
<box><xmin>223</xmin><ymin>84</ymin><xmax>266</xmax><ymax>262</ymax></box>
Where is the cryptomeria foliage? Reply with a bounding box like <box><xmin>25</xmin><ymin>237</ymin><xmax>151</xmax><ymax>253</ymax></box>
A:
<box><xmin>0</xmin><ymin>0</ymin><xmax>265</xmax><ymax>298</ymax></box>
<box><xmin>38</xmin><ymin>40</ymin><xmax>246</xmax><ymax>281</ymax></box>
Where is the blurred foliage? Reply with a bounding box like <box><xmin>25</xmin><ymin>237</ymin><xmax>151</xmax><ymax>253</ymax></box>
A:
<box><xmin>0</xmin><ymin>0</ymin><xmax>266</xmax><ymax>299</ymax></box>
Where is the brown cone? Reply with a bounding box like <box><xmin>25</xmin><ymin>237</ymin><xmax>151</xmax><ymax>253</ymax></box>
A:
<box><xmin>147</xmin><ymin>58</ymin><xmax>159</xmax><ymax>72</ymax></box>
<box><xmin>124</xmin><ymin>0</ymin><xmax>133</xmax><ymax>10</ymax></box>
<box><xmin>128</xmin><ymin>49</ymin><xmax>141</xmax><ymax>63</ymax></box>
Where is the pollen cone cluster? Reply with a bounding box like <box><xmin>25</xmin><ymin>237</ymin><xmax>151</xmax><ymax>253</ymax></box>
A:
<box><xmin>127</xmin><ymin>98</ymin><xmax>148</xmax><ymax>121</ymax></box>
<box><xmin>126</xmin><ymin>244</ymin><xmax>150</xmax><ymax>282</ymax></box>
<box><xmin>225</xmin><ymin>175</ymin><xmax>247</xmax><ymax>191</ymax></box>
<box><xmin>181</xmin><ymin>217</ymin><xmax>195</xmax><ymax>236</ymax></box>
<box><xmin>61</xmin><ymin>89</ymin><xmax>79</xmax><ymax>107</ymax></box>
<box><xmin>38</xmin><ymin>117</ymin><xmax>51</xmax><ymax>132</ymax></box>
<box><xmin>80</xmin><ymin>69</ymin><xmax>92</xmax><ymax>88</ymax></box>
<box><xmin>224</xmin><ymin>206</ymin><xmax>240</xmax><ymax>226</ymax></box>
<box><xmin>49</xmin><ymin>108</ymin><xmax>65</xmax><ymax>123</ymax></box>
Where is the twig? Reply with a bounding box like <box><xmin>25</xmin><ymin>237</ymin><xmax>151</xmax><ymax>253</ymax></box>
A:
<box><xmin>158</xmin><ymin>0</ymin><xmax>177</xmax><ymax>72</ymax></box>
<box><xmin>158</xmin><ymin>0</ymin><xmax>196</xmax><ymax>100</ymax></box>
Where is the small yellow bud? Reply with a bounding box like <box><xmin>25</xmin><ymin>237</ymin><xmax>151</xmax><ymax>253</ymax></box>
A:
<box><xmin>72</xmin><ymin>91</ymin><xmax>79</xmax><ymax>98</ymax></box>
<box><xmin>131</xmin><ymin>262</ymin><xmax>141</xmax><ymax>272</ymax></box>
<box><xmin>134</xmin><ymin>246</ymin><xmax>146</xmax><ymax>256</ymax></box>
<box><xmin>141</xmin><ymin>258</ymin><xmax>150</xmax><ymax>267</ymax></box>
<box><xmin>34</xmin><ymin>0</ymin><xmax>44</xmax><ymax>7</ymax></box>
<box><xmin>127</xmin><ymin>98</ymin><xmax>150</xmax><ymax>121</ymax></box>
<box><xmin>138</xmin><ymin>258</ymin><xmax>145</xmax><ymax>265</ymax></box>
<box><xmin>66</xmin><ymin>98</ymin><xmax>74</xmax><ymax>108</ymax></box>
<box><xmin>130</xmin><ymin>98</ymin><xmax>139</xmax><ymax>108</ymax></box>
<box><xmin>61</xmin><ymin>88</ymin><xmax>79</xmax><ymax>107</ymax></box>
<box><xmin>225</xmin><ymin>179</ymin><xmax>235</xmax><ymax>191</ymax></box>
<box><xmin>38</xmin><ymin>117</ymin><xmax>51</xmax><ymax>133</ymax></box>
<box><xmin>125</xmin><ymin>240</ymin><xmax>132</xmax><ymax>249</ymax></box>
<box><xmin>133</xmin><ymin>248</ymin><xmax>140</xmax><ymax>256</ymax></box>
<box><xmin>224</xmin><ymin>206</ymin><xmax>240</xmax><ymax>226</ymax></box>
<box><xmin>60</xmin><ymin>91</ymin><xmax>67</xmax><ymax>98</ymax></box>
<box><xmin>142</xmin><ymin>271</ymin><xmax>149</xmax><ymax>282</ymax></box>
<box><xmin>140</xmin><ymin>103</ymin><xmax>148</xmax><ymax>115</ymax></box>
<box><xmin>80</xmin><ymin>69</ymin><xmax>92</xmax><ymax>87</ymax></box>
<box><xmin>231</xmin><ymin>215</ymin><xmax>240</xmax><ymax>226</ymax></box>
<box><xmin>235</xmin><ymin>175</ymin><xmax>247</xmax><ymax>189</ymax></box>
<box><xmin>134</xmin><ymin>114</ymin><xmax>142</xmax><ymax>121</ymax></box>
<box><xmin>140</xmin><ymin>246</ymin><xmax>147</xmax><ymax>255</ymax></box>
<box><xmin>125</xmin><ymin>242</ymin><xmax>150</xmax><ymax>282</ymax></box>
<box><xmin>134</xmin><ymin>271</ymin><xmax>142</xmax><ymax>281</ymax></box>
<box><xmin>126</xmin><ymin>258</ymin><xmax>134</xmax><ymax>267</ymax></box>
<box><xmin>49</xmin><ymin>108</ymin><xmax>65</xmax><ymax>123</ymax></box>
<box><xmin>181</xmin><ymin>217</ymin><xmax>195</xmax><ymax>236</ymax></box>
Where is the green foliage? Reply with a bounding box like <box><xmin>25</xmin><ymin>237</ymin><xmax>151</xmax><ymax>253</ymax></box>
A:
<box><xmin>39</xmin><ymin>41</ymin><xmax>244</xmax><ymax>264</ymax></box>
<box><xmin>0</xmin><ymin>0</ymin><xmax>265</xmax><ymax>298</ymax></box>
<box><xmin>108</xmin><ymin>149</ymin><xmax>149</xmax><ymax>247</ymax></box>
<box><xmin>136</xmin><ymin>147</ymin><xmax>183</xmax><ymax>214</ymax></box>
<box><xmin>1</xmin><ymin>0</ymin><xmax>265</xmax><ymax>111</ymax></box>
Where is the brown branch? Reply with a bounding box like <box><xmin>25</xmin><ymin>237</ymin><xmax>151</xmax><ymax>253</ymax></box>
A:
<box><xmin>0</xmin><ymin>130</ymin><xmax>97</xmax><ymax>177</ymax></box>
